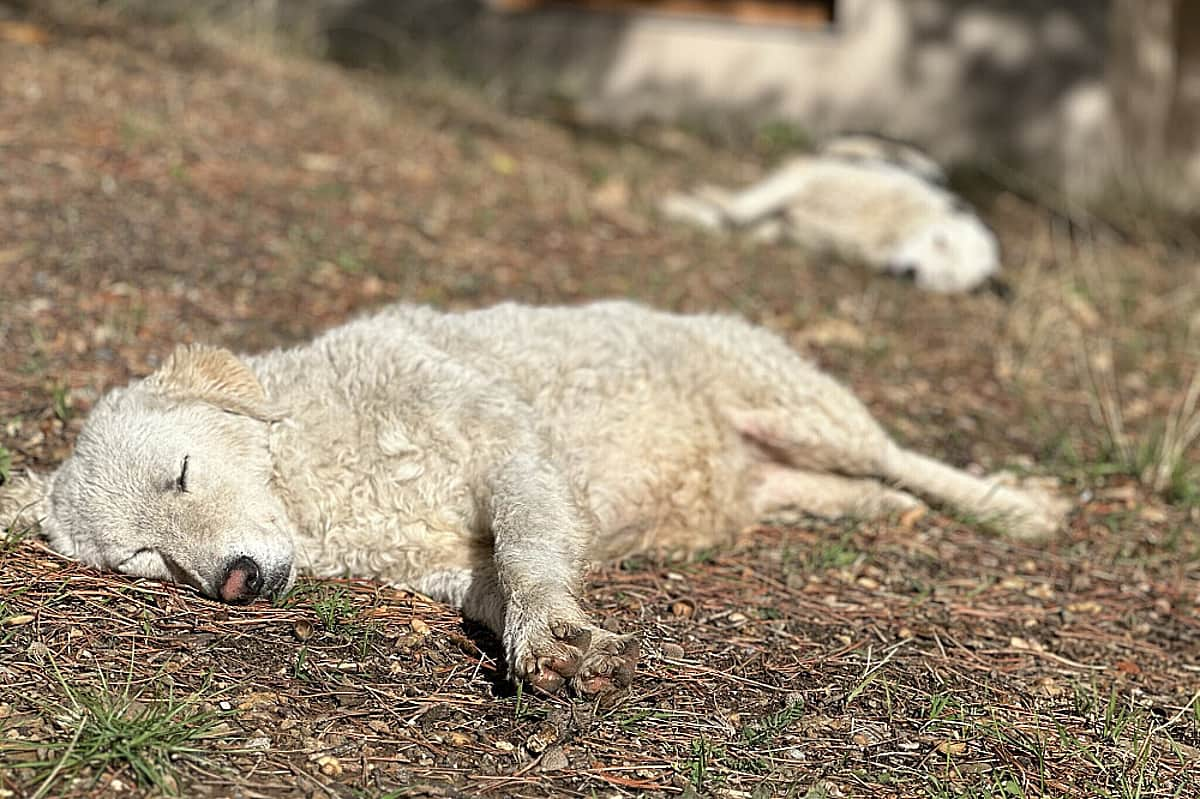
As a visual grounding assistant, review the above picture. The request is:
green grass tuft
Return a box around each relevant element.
[310,585,360,633]
[740,697,804,747]
[3,657,225,797]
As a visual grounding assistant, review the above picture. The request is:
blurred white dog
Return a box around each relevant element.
[661,135,1001,294]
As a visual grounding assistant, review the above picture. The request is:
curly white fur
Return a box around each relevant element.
[0,301,1065,695]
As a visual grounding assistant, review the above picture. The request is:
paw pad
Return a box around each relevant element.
[516,622,640,700]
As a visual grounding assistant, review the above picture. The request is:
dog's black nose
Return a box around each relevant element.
[219,556,263,604]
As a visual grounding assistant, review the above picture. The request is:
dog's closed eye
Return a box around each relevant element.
[176,455,189,493]
[115,548,171,580]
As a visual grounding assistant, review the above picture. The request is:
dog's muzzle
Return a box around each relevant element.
[218,555,290,603]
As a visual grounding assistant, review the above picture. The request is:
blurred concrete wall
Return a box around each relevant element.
[307,0,1199,199]
[583,1,1114,192]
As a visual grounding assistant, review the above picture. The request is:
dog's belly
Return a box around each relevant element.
[538,375,758,561]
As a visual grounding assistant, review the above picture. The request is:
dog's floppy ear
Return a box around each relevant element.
[147,344,281,421]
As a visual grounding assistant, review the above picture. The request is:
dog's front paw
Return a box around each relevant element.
[571,630,640,699]
[511,619,594,696]
[508,616,640,699]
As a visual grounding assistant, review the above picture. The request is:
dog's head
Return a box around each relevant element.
[3,345,296,603]
[887,214,1000,294]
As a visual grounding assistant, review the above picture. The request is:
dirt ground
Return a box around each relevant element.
[1,5,1199,798]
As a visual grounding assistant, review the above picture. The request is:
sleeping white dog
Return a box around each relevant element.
[661,135,1002,294]
[0,301,1064,697]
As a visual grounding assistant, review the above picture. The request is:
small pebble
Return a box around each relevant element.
[293,620,313,641]
[661,643,685,659]
[525,721,558,754]
[936,741,967,756]
[538,745,569,772]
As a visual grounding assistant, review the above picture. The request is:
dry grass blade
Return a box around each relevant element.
[1145,364,1200,492]
[1075,334,1134,469]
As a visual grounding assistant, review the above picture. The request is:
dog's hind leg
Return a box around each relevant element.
[873,445,1068,538]
[752,464,921,520]
[699,160,814,227]
[732,405,1066,538]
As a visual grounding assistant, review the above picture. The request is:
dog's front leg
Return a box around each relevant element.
[487,451,639,698]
